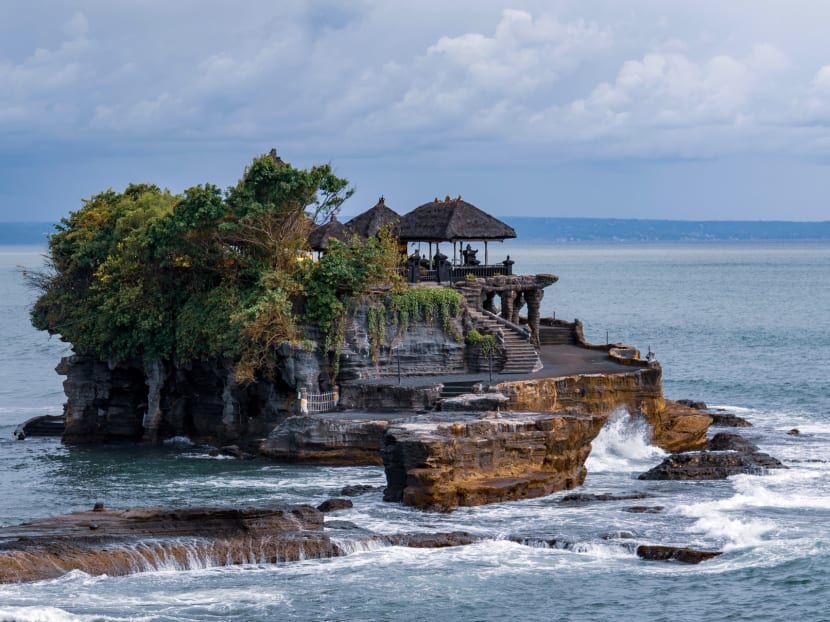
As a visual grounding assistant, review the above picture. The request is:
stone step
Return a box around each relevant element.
[467,307,542,375]
[440,380,484,399]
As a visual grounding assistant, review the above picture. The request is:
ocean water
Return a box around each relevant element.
[1,242,828,622]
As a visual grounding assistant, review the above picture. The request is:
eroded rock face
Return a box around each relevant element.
[439,392,510,412]
[381,412,607,510]
[649,400,713,453]
[57,346,322,447]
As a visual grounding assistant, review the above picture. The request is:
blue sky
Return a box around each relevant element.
[2,0,830,222]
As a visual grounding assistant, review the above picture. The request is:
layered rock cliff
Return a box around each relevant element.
[57,342,323,447]
[381,411,607,510]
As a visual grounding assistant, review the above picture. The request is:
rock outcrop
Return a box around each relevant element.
[0,504,484,584]
[381,411,607,510]
[636,545,722,564]
[709,412,753,427]
[338,382,442,412]
[638,449,786,480]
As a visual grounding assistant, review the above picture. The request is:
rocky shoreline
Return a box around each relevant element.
[0,497,726,584]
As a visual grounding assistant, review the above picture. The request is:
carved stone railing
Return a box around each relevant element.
[404,262,515,284]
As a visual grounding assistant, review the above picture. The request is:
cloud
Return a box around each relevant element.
[2,1,830,164]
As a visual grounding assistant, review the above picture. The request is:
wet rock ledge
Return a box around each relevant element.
[382,411,607,511]
[0,504,331,584]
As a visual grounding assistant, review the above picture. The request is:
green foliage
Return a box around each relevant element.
[30,153,353,382]
[466,328,497,356]
[298,223,404,381]
[367,305,387,363]
[388,287,462,337]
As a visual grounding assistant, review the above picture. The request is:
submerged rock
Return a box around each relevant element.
[709,412,753,427]
[622,506,664,513]
[636,545,722,564]
[317,498,353,512]
[559,492,654,504]
[380,532,479,548]
[340,484,383,496]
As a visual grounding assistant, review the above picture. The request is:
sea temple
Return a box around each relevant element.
[41,186,710,509]
[5,152,760,583]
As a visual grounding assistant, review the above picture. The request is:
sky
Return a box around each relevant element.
[2,0,830,223]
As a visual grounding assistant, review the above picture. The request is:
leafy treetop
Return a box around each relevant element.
[30,153,362,381]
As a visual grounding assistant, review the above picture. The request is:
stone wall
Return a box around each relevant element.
[338,383,442,412]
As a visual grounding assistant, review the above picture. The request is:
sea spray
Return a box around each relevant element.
[586,408,666,473]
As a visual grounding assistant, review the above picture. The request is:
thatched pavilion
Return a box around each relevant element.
[399,195,516,267]
[345,196,400,238]
[307,217,350,256]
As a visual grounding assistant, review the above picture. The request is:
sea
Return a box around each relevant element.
[0,241,828,622]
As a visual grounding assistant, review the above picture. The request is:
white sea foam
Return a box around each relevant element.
[0,607,87,622]
[162,436,194,446]
[686,513,775,551]
[676,468,830,551]
[585,408,666,473]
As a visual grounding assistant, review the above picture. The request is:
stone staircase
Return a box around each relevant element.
[440,380,484,399]
[539,324,578,346]
[467,308,542,374]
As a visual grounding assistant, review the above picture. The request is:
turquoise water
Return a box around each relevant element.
[1,242,829,621]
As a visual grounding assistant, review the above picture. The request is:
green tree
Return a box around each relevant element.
[30,152,355,384]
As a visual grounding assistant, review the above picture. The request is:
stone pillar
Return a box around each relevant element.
[142,359,167,443]
[500,290,514,321]
[524,289,543,346]
[512,291,525,324]
[483,291,497,314]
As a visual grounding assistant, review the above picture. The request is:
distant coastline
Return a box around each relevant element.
[3,218,830,245]
[503,217,830,242]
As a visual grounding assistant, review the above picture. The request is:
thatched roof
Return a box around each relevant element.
[307,217,350,251]
[345,196,400,238]
[399,196,517,242]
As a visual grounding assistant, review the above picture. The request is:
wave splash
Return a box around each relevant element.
[586,409,666,473]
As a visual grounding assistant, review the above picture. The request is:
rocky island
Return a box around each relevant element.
[23,150,714,511]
